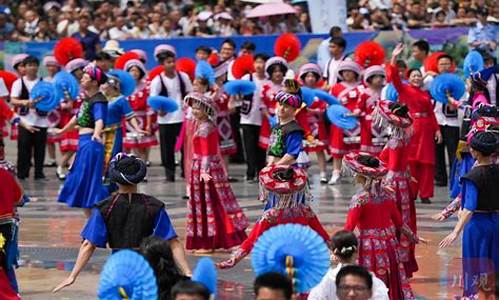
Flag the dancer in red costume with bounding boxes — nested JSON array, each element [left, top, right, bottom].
[[123, 59, 158, 167], [216, 165, 329, 269], [328, 61, 362, 185], [388, 44, 442, 204], [353, 65, 388, 156], [375, 101, 419, 278], [297, 63, 329, 183], [258, 56, 288, 150], [184, 92, 248, 253], [343, 152, 423, 300]]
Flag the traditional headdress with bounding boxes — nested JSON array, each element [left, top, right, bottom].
[[108, 152, 147, 185], [354, 41, 385, 68], [154, 44, 177, 61], [274, 33, 301, 62], [124, 59, 147, 79], [12, 53, 29, 69], [362, 65, 386, 86], [343, 152, 388, 179], [470, 131, 499, 155], [372, 100, 413, 139], [130, 49, 147, 64], [258, 165, 310, 209], [184, 92, 218, 121], [336, 61, 362, 81], [83, 64, 107, 85], [65, 58, 89, 73], [265, 56, 289, 77], [114, 51, 141, 70], [298, 63, 321, 82], [42, 55, 59, 67], [54, 37, 84, 66]]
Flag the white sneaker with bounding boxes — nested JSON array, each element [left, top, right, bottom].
[[328, 171, 341, 185], [320, 172, 328, 184], [56, 166, 66, 180]]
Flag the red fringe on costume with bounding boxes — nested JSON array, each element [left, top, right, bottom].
[[213, 89, 237, 156], [186, 121, 248, 250], [357, 86, 388, 155], [300, 100, 328, 153]]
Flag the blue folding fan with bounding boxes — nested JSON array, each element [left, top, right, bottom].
[[31, 81, 59, 112], [192, 257, 217, 296], [429, 73, 466, 104], [147, 96, 179, 113], [54, 70, 80, 100], [224, 80, 257, 96], [463, 51, 484, 77], [97, 249, 158, 300], [314, 89, 340, 105], [251, 224, 330, 293], [326, 104, 359, 130], [107, 69, 136, 97]]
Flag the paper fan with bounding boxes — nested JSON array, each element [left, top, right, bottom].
[[147, 96, 179, 113], [424, 52, 456, 73], [383, 83, 398, 102], [0, 71, 18, 92], [274, 33, 301, 62], [326, 104, 359, 130], [300, 87, 315, 107], [463, 51, 484, 77], [31, 81, 59, 112], [192, 257, 217, 295], [54, 37, 84, 66], [148, 65, 164, 81], [429, 73, 465, 104], [107, 69, 136, 97], [54, 70, 80, 100], [97, 249, 158, 300], [114, 52, 141, 70], [251, 224, 329, 293], [232, 54, 255, 79], [176, 57, 196, 81], [223, 80, 256, 96], [195, 60, 215, 86], [354, 41, 385, 68], [314, 89, 340, 105]]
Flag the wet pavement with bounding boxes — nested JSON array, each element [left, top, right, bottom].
[[4, 141, 465, 299]]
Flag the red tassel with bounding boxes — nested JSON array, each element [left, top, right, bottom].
[[274, 33, 301, 62], [148, 65, 164, 81], [0, 71, 18, 92], [176, 57, 196, 81], [354, 41, 385, 68], [424, 51, 456, 73], [54, 37, 84, 66], [114, 52, 141, 70], [232, 54, 255, 79]]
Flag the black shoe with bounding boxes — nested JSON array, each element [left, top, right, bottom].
[[421, 198, 432, 204], [182, 195, 189, 199], [245, 176, 256, 183], [434, 180, 447, 187], [146, 161, 151, 167], [228, 176, 239, 182], [44, 161, 57, 167], [164, 176, 175, 182], [35, 175, 48, 181]]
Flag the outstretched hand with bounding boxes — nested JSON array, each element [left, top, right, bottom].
[[439, 231, 458, 248], [391, 43, 404, 58], [52, 275, 76, 293]]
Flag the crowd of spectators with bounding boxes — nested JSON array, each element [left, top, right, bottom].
[[0, 0, 498, 42], [0, 0, 312, 42], [346, 0, 499, 30]]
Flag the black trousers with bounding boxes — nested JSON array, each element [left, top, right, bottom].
[[17, 126, 47, 178], [159, 123, 182, 180], [230, 113, 245, 163], [434, 125, 460, 184], [241, 124, 266, 178]]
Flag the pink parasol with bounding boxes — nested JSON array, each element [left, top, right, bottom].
[[246, 2, 297, 18]]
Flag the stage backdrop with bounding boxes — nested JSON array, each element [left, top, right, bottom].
[[0, 27, 473, 76]]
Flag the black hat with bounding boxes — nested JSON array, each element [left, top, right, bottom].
[[470, 131, 499, 156], [109, 152, 147, 185]]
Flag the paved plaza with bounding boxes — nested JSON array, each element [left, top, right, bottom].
[[5, 141, 464, 299]]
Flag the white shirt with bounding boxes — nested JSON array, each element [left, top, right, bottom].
[[323, 56, 351, 87], [11, 76, 49, 128], [308, 264, 389, 300], [108, 26, 129, 40], [240, 73, 265, 126], [150, 72, 192, 124], [423, 75, 461, 127], [317, 38, 331, 73]]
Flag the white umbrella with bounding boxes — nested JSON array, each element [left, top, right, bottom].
[[246, 2, 297, 18]]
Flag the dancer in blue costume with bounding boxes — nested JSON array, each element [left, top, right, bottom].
[[440, 131, 499, 297], [57, 65, 109, 218], [101, 71, 145, 190]]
